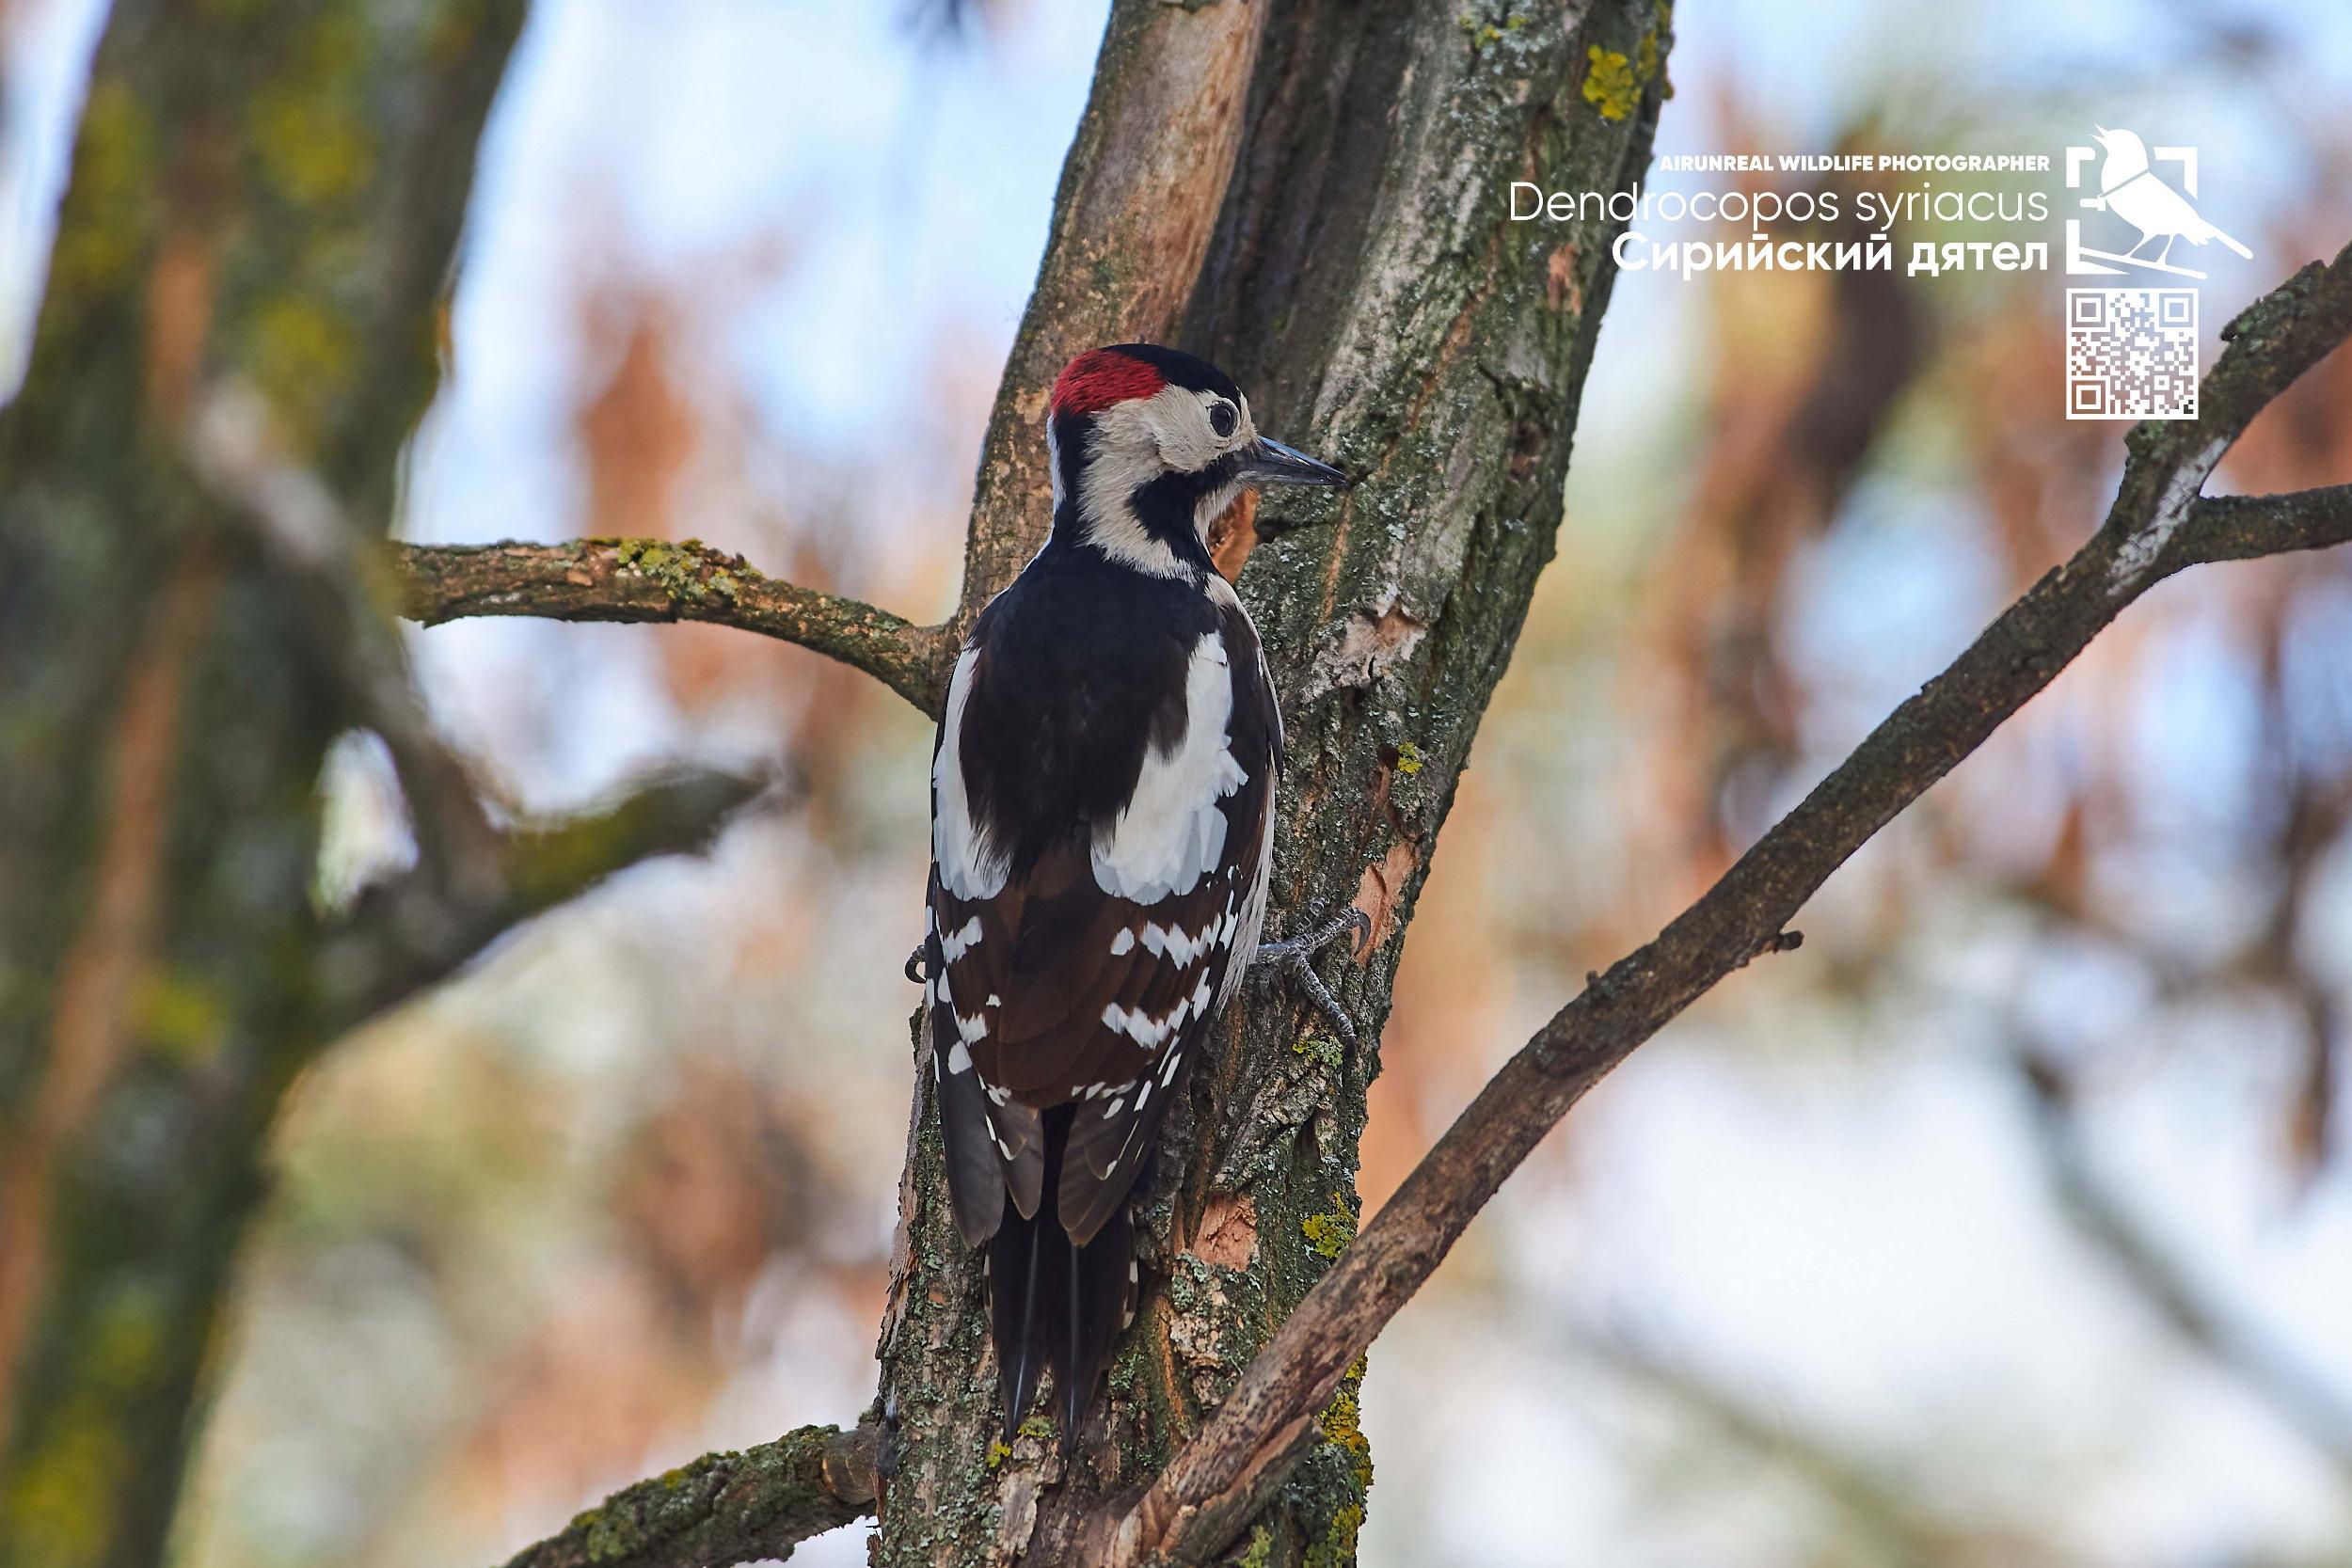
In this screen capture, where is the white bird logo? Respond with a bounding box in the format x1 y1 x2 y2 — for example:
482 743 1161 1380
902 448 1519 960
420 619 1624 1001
2080 126 2252 268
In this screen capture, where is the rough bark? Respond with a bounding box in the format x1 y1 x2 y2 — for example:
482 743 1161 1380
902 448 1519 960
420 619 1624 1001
498 1421 882 1568
872 3 1669 1564
393 538 952 717
0 7 746 1563
951 0 1271 626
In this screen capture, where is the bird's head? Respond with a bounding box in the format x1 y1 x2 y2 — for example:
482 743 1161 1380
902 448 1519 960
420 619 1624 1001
1045 343 1345 577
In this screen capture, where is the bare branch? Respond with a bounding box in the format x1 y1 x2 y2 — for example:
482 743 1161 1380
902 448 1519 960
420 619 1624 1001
495 1419 881 1568
194 383 509 904
326 768 764 1027
1111 244 2352 1568
2166 483 2352 575
393 539 951 719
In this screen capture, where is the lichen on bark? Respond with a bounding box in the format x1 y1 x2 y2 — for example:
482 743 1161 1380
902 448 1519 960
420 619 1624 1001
0 6 524 1563
870 0 1671 1561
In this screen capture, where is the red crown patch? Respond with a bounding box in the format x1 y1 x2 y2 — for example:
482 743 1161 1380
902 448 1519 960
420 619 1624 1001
1049 350 1166 418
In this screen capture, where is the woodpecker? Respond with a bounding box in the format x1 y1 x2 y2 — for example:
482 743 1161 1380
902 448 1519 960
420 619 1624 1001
920 343 1350 1449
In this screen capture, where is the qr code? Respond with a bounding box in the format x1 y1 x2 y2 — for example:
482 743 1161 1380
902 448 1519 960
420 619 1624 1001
2066 288 2197 420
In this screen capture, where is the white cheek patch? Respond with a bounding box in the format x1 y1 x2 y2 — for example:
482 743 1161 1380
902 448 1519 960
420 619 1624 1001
1193 477 1247 540
1074 387 1252 573
1076 403 1184 577
1093 632 1247 902
933 649 1009 899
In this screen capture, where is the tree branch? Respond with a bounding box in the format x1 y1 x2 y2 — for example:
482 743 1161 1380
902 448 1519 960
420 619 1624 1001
389 0 1272 707
496 1419 881 1568
2166 483 2352 575
193 383 509 904
1109 244 2352 1568
326 767 764 1027
185 388 769 1026
392 539 951 719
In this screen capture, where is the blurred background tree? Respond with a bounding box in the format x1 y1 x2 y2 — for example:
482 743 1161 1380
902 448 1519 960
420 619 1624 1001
0 1 2349 1566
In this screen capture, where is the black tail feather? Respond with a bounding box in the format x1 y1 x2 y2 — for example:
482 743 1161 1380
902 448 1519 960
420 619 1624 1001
1058 1205 1132 1448
987 1107 1135 1451
990 1203 1049 1440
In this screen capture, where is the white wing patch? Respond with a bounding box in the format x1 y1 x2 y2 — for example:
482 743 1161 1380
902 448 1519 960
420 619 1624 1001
1216 798 1276 1015
1091 631 1248 902
933 648 1009 899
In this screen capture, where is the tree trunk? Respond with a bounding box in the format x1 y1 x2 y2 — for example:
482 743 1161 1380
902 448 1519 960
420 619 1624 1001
0 5 522 1562
874 2 1670 1561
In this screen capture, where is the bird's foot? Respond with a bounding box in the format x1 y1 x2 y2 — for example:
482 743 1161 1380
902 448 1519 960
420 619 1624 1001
905 943 932 985
1250 904 1372 1046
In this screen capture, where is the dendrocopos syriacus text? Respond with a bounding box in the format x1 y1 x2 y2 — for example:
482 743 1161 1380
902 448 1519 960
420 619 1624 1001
919 344 1351 1451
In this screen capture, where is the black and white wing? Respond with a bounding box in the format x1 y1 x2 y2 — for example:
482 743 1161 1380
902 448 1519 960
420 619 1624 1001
927 599 1279 1247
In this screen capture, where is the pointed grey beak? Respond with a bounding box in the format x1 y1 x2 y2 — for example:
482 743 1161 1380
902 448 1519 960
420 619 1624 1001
1240 436 1347 489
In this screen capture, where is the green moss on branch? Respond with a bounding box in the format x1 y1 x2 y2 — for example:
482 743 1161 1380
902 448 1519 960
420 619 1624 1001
498 1421 881 1568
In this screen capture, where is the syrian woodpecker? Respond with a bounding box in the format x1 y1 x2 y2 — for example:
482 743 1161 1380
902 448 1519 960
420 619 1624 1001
921 343 1349 1449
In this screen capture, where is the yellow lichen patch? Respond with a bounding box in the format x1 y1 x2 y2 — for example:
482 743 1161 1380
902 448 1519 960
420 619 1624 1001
1319 1356 1375 1495
46 82 155 305
1307 1502 1366 1568
248 11 376 206
4 1413 128 1564
1581 46 1638 120
1294 1034 1344 1070
134 967 230 1066
1301 1193 1357 1260
250 88 375 206
247 295 358 445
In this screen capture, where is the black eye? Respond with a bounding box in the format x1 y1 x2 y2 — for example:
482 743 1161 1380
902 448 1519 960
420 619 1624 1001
1209 401 1237 439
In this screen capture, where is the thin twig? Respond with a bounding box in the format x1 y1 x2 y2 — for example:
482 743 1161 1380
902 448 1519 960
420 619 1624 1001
1575 1327 2068 1568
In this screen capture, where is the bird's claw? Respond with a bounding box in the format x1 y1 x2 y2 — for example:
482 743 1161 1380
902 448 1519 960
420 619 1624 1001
905 943 931 985
1250 904 1371 1046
